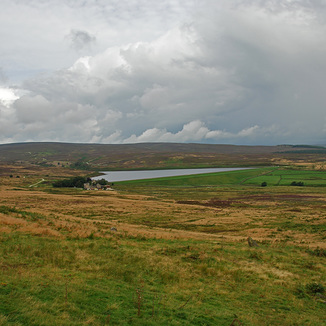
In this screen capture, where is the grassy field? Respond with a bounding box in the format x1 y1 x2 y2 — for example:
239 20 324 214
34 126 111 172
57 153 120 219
117 167 326 188
243 169 326 187
0 165 325 325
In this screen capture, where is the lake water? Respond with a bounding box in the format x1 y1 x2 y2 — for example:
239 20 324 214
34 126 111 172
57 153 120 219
93 167 252 182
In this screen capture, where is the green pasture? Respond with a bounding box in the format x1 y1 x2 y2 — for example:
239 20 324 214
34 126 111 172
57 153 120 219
1 232 325 326
118 168 273 187
118 167 326 188
243 169 326 187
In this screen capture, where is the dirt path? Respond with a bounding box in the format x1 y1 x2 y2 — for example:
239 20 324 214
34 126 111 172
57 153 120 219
29 178 45 187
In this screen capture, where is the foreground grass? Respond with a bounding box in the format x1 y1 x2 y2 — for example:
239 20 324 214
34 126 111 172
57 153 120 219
1 232 325 326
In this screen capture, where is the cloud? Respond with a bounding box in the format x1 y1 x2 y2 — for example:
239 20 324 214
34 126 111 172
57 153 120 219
14 95 51 123
66 29 96 51
1 1 326 145
123 121 277 144
0 68 8 84
0 87 19 108
0 0 198 81
123 120 214 143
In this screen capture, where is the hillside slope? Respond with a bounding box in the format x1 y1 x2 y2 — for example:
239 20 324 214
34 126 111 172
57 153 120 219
0 142 325 170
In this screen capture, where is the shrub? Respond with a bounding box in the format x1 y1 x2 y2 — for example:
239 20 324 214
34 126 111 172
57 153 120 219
307 247 326 257
306 282 325 295
291 181 304 186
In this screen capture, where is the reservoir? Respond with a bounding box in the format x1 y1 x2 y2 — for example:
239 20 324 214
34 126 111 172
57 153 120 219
93 167 252 183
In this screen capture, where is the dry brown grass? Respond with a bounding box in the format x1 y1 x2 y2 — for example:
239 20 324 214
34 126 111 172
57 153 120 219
1 165 325 249
1 163 325 326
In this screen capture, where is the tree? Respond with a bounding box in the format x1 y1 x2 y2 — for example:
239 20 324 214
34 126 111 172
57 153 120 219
52 176 87 188
97 178 109 185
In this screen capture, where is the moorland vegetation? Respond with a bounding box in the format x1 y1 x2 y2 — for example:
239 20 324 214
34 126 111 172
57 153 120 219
0 143 325 325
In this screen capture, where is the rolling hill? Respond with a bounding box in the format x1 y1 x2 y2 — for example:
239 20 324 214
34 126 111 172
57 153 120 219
0 142 325 170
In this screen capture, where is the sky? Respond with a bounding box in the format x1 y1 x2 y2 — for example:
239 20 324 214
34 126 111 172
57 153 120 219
1 0 326 145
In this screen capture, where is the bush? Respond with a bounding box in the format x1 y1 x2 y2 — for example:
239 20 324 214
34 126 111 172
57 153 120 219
261 182 267 187
295 282 325 298
291 181 304 186
306 282 325 295
307 248 326 257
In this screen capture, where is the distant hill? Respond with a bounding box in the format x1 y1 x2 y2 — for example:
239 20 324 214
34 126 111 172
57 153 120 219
0 142 324 170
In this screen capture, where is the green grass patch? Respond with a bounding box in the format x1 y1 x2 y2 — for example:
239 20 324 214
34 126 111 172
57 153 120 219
0 232 325 325
117 168 274 187
243 169 326 187
268 219 326 235
0 205 47 222
116 167 326 188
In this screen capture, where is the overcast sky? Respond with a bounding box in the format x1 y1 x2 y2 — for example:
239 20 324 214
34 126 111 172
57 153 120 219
1 0 326 145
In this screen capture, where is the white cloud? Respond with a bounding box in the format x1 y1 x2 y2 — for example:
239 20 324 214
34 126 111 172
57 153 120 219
123 121 273 144
0 0 198 82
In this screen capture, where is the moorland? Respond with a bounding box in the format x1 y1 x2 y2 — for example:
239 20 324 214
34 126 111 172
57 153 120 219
0 142 325 325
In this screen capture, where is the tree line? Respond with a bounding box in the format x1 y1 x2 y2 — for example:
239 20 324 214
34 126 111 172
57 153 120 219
52 176 109 188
